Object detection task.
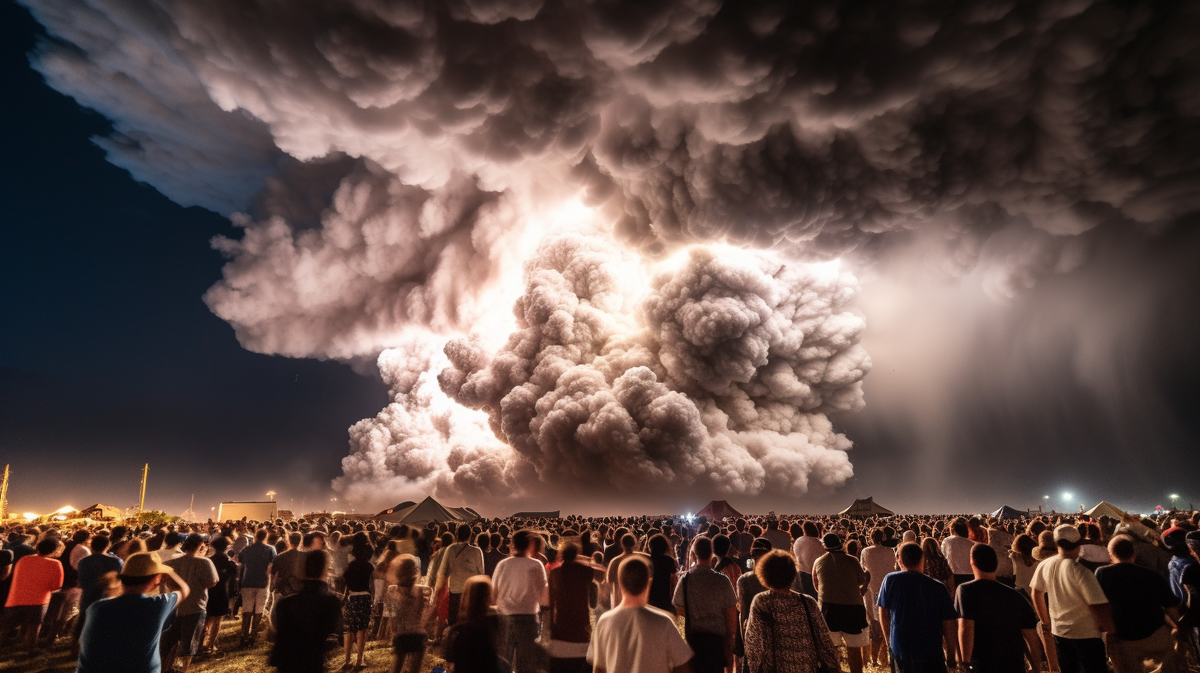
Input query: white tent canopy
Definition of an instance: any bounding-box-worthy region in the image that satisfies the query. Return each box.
[377,496,471,525]
[1086,501,1127,520]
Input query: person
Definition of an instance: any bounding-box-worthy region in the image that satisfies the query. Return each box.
[711,535,741,592]
[647,534,678,613]
[1094,535,1182,673]
[387,554,429,673]
[1009,534,1041,597]
[743,549,839,673]
[76,551,191,673]
[202,535,237,654]
[46,529,89,643]
[588,555,694,673]
[1,537,64,653]
[270,549,342,673]
[605,533,639,608]
[483,532,506,577]
[546,541,594,673]
[272,531,306,609]
[792,521,825,597]
[159,534,218,673]
[443,575,505,672]
[1030,525,1115,673]
[942,519,975,588]
[672,535,736,673]
[74,534,122,646]
[813,533,870,673]
[877,542,959,673]
[763,519,790,550]
[955,543,1044,673]
[431,524,484,628]
[341,540,375,672]
[238,527,277,646]
[492,529,549,672]
[730,520,754,560]
[156,532,184,563]
[986,521,1016,587]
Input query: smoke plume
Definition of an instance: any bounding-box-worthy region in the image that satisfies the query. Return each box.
[19,0,1200,510]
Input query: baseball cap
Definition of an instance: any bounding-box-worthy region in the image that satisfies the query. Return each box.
[822,533,843,550]
[120,551,172,578]
[1052,525,1081,545]
[750,537,772,551]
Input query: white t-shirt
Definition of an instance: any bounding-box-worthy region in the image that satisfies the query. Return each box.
[793,536,825,574]
[941,536,974,575]
[588,605,694,673]
[492,555,548,616]
[1029,555,1109,639]
[1079,544,1110,564]
[860,545,897,596]
[987,528,1015,577]
[70,543,91,570]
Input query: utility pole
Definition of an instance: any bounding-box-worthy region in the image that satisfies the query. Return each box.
[137,463,149,524]
[0,464,9,521]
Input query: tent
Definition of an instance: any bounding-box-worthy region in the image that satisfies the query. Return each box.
[451,507,482,521]
[990,505,1027,520]
[696,500,743,521]
[376,501,417,517]
[377,496,470,525]
[80,504,123,520]
[1086,501,1127,520]
[838,497,894,518]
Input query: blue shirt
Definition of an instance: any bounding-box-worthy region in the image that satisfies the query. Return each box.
[878,570,957,662]
[77,591,180,673]
[1168,555,1197,604]
[76,553,123,610]
[238,541,277,589]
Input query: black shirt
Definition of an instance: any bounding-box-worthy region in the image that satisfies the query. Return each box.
[955,579,1038,673]
[342,558,374,593]
[1095,562,1179,641]
[648,554,678,612]
[445,617,503,672]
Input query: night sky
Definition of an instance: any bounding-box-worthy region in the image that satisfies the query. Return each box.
[4,0,1199,518]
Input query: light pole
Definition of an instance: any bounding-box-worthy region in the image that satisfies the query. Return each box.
[1169,494,1179,510]
[266,490,276,501]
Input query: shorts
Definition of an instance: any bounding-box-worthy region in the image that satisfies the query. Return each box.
[241,587,268,614]
[829,628,872,648]
[822,602,868,634]
[2,604,48,631]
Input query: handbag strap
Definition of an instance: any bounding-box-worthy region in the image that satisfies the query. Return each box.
[801,595,823,660]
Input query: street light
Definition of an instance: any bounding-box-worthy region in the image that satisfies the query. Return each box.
[266,490,276,501]
[1061,492,1073,502]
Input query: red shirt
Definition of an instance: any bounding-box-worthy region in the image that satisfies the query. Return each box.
[5,555,64,607]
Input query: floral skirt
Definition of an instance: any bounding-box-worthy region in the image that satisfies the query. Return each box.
[344,594,373,632]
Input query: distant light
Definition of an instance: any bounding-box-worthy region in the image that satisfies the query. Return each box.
[1061,492,1073,501]
[1043,495,1050,500]
[1169,494,1179,500]
[23,512,37,521]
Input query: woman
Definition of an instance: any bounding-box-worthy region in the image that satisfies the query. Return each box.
[388,554,430,673]
[646,534,678,613]
[341,543,376,672]
[201,536,237,654]
[1009,534,1040,596]
[443,575,504,673]
[920,537,954,596]
[744,550,840,673]
[1032,530,1058,561]
[373,540,402,640]
[427,532,454,642]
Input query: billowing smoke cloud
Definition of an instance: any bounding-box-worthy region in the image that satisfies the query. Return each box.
[19,0,1200,510]
[340,233,864,503]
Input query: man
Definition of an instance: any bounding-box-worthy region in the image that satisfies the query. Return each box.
[1094,535,1181,673]
[238,527,277,645]
[589,555,694,673]
[861,528,897,601]
[1,537,64,653]
[271,532,306,606]
[956,543,1044,673]
[76,552,191,673]
[792,520,824,597]
[605,533,640,608]
[942,519,975,587]
[672,535,737,673]
[813,533,870,673]
[492,529,549,673]
[156,531,184,563]
[484,532,506,576]
[730,519,754,560]
[762,519,790,550]
[162,534,219,673]
[432,523,485,626]
[270,549,342,673]
[1030,524,1115,673]
[74,535,122,644]
[878,542,958,673]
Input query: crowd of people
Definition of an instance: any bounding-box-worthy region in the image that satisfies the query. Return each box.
[0,507,1197,673]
